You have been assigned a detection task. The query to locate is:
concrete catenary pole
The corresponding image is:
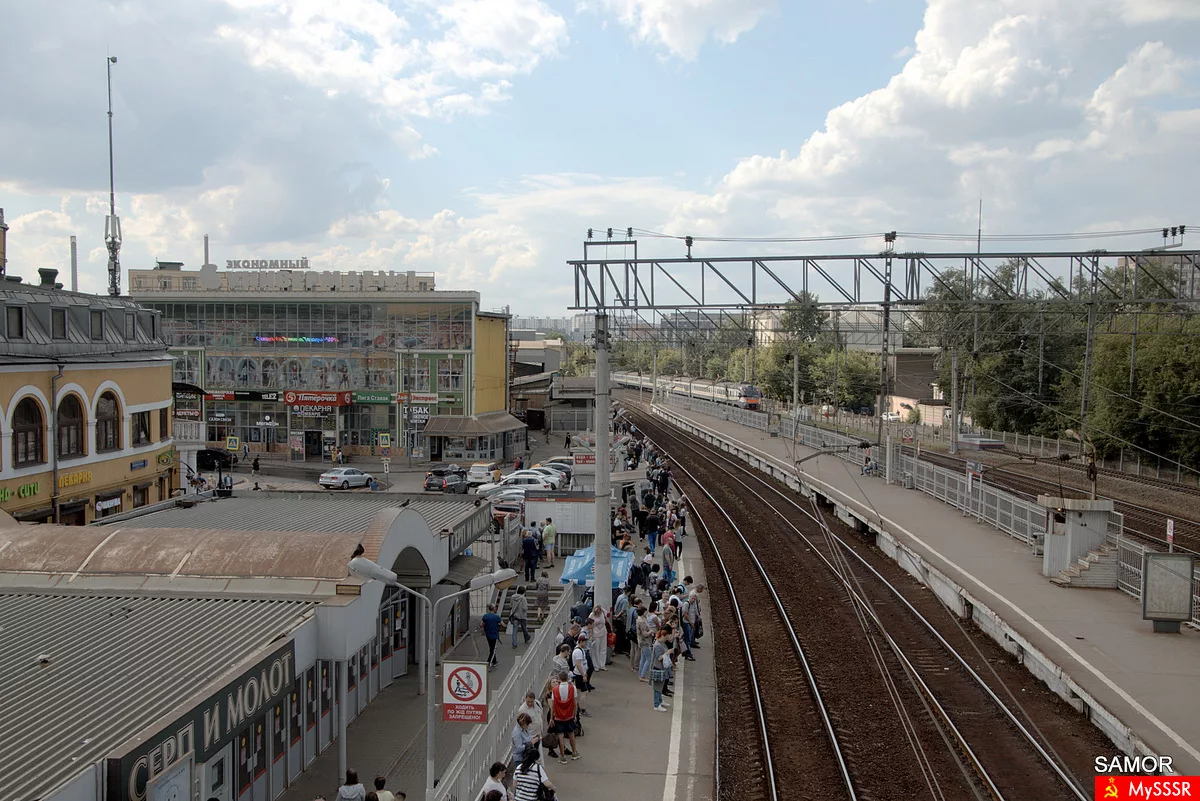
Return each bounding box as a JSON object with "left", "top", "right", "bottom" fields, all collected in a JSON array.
[{"left": 593, "top": 313, "right": 612, "bottom": 612}]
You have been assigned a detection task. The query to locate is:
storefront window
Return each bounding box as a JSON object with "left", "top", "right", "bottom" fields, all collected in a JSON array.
[{"left": 437, "top": 358, "right": 463, "bottom": 391}]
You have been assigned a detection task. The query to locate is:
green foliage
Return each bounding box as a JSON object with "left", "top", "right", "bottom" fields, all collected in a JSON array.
[{"left": 809, "top": 349, "right": 877, "bottom": 411}]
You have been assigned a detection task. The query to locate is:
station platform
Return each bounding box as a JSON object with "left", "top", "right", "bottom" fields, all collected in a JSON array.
[
  {"left": 650, "top": 400, "right": 1200, "bottom": 775},
  {"left": 281, "top": 536, "right": 716, "bottom": 801}
]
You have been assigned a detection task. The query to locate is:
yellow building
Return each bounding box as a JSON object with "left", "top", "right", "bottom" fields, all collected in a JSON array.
[{"left": 0, "top": 271, "right": 176, "bottom": 524}]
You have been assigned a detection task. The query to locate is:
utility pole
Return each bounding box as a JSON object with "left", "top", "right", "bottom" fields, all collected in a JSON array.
[
  {"left": 1129, "top": 260, "right": 1139, "bottom": 393},
  {"left": 105, "top": 56, "right": 122, "bottom": 297},
  {"left": 1079, "top": 255, "right": 1099, "bottom": 447},
  {"left": 876, "top": 232, "right": 895, "bottom": 449},
  {"left": 950, "top": 347, "right": 960, "bottom": 454},
  {"left": 1037, "top": 309, "right": 1045, "bottom": 397},
  {"left": 792, "top": 337, "right": 799, "bottom": 410},
  {"left": 651, "top": 341, "right": 658, "bottom": 403},
  {"left": 832, "top": 316, "right": 840, "bottom": 434},
  {"left": 593, "top": 314, "right": 612, "bottom": 613}
]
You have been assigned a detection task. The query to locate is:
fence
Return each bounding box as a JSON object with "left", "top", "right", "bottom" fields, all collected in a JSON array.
[
  {"left": 432, "top": 581, "right": 581, "bottom": 801},
  {"left": 789, "top": 404, "right": 1199, "bottom": 487},
  {"left": 662, "top": 394, "right": 1200, "bottom": 628},
  {"left": 549, "top": 409, "right": 594, "bottom": 433}
]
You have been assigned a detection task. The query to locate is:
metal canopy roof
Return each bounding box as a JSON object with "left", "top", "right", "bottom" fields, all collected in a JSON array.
[
  {"left": 439, "top": 554, "right": 488, "bottom": 587},
  {"left": 421, "top": 411, "right": 527, "bottom": 436},
  {"left": 0, "top": 592, "right": 315, "bottom": 801},
  {"left": 114, "top": 492, "right": 482, "bottom": 537}
]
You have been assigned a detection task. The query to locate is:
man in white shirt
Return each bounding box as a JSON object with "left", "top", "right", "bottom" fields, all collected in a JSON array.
[
  {"left": 571, "top": 634, "right": 591, "bottom": 717},
  {"left": 478, "top": 762, "right": 509, "bottom": 801}
]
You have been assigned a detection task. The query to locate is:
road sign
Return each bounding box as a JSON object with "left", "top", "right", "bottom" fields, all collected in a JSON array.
[
  {"left": 378, "top": 433, "right": 391, "bottom": 448},
  {"left": 1167, "top": 519, "right": 1175, "bottom": 551},
  {"left": 226, "top": 436, "right": 240, "bottom": 451},
  {"left": 442, "top": 662, "right": 488, "bottom": 722},
  {"left": 381, "top": 447, "right": 391, "bottom": 458},
  {"left": 902, "top": 428, "right": 914, "bottom": 443},
  {"left": 966, "top": 460, "right": 984, "bottom": 476},
  {"left": 382, "top": 458, "right": 390, "bottom": 475}
]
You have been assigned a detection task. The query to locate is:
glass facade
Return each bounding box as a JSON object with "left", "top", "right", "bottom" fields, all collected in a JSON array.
[{"left": 154, "top": 298, "right": 480, "bottom": 458}]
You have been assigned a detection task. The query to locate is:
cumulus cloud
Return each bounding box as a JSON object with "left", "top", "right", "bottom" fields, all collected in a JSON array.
[
  {"left": 3, "top": 0, "right": 1199, "bottom": 313},
  {"left": 600, "top": 0, "right": 774, "bottom": 59}
]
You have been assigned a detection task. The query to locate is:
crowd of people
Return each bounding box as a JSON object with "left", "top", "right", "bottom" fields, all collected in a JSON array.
[{"left": 477, "top": 425, "right": 706, "bottom": 800}]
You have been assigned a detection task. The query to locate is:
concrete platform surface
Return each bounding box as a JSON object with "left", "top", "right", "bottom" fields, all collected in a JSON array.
[
  {"left": 653, "top": 401, "right": 1200, "bottom": 774},
  {"left": 279, "top": 530, "right": 716, "bottom": 801}
]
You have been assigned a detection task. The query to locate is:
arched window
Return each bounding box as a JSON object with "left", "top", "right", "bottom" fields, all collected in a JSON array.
[
  {"left": 96, "top": 391, "right": 122, "bottom": 452},
  {"left": 57, "top": 395, "right": 84, "bottom": 458},
  {"left": 13, "top": 398, "right": 44, "bottom": 466}
]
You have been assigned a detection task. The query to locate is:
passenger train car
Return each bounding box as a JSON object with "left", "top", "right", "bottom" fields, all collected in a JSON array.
[{"left": 613, "top": 371, "right": 763, "bottom": 410}]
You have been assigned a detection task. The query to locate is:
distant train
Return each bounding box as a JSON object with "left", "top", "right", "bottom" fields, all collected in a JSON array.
[{"left": 613, "top": 371, "right": 763, "bottom": 410}]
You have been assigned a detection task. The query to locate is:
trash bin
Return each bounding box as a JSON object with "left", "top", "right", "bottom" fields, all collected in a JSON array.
[{"left": 903, "top": 472, "right": 914, "bottom": 490}]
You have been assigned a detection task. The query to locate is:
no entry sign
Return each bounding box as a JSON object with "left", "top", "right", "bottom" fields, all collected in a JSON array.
[{"left": 442, "top": 661, "right": 488, "bottom": 722}]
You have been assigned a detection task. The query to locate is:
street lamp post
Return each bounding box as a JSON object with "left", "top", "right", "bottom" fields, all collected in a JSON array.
[{"left": 348, "top": 557, "right": 516, "bottom": 798}]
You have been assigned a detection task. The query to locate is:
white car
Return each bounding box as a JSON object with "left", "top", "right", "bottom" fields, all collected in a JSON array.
[
  {"left": 476, "top": 475, "right": 555, "bottom": 495},
  {"left": 510, "top": 468, "right": 564, "bottom": 489},
  {"left": 467, "top": 461, "right": 499, "bottom": 486},
  {"left": 880, "top": 412, "right": 902, "bottom": 422},
  {"left": 319, "top": 467, "right": 374, "bottom": 489}
]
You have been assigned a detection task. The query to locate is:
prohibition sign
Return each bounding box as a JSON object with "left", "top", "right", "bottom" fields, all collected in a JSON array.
[
  {"left": 448, "top": 666, "right": 482, "bottom": 702},
  {"left": 442, "top": 661, "right": 489, "bottom": 722}
]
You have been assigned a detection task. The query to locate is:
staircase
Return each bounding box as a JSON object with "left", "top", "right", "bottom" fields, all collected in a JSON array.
[
  {"left": 1051, "top": 544, "right": 1119, "bottom": 589},
  {"left": 499, "top": 581, "right": 571, "bottom": 635}
]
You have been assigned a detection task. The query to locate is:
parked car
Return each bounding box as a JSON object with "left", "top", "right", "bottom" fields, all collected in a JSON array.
[
  {"left": 319, "top": 467, "right": 374, "bottom": 489},
  {"left": 425, "top": 462, "right": 466, "bottom": 478},
  {"left": 535, "top": 461, "right": 573, "bottom": 481},
  {"left": 880, "top": 411, "right": 902, "bottom": 422},
  {"left": 197, "top": 448, "right": 234, "bottom": 472},
  {"left": 476, "top": 475, "right": 555, "bottom": 495},
  {"left": 467, "top": 461, "right": 499, "bottom": 485},
  {"left": 425, "top": 472, "right": 469, "bottom": 493},
  {"left": 508, "top": 468, "right": 564, "bottom": 489}
]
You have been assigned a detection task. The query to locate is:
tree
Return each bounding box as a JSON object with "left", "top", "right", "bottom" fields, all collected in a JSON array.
[{"left": 810, "top": 349, "right": 877, "bottom": 411}]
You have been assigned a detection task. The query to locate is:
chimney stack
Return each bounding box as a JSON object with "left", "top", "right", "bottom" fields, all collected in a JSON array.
[
  {"left": 0, "top": 208, "right": 8, "bottom": 278},
  {"left": 70, "top": 235, "right": 78, "bottom": 291},
  {"left": 39, "top": 268, "right": 60, "bottom": 287}
]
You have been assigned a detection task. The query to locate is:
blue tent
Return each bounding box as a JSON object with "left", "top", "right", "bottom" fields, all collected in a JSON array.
[{"left": 560, "top": 545, "right": 636, "bottom": 588}]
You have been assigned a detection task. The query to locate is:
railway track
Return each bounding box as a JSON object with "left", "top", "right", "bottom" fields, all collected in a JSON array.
[
  {"left": 915, "top": 448, "right": 1200, "bottom": 553},
  {"left": 627, "top": 399, "right": 1100, "bottom": 801},
  {"left": 994, "top": 447, "right": 1200, "bottom": 497}
]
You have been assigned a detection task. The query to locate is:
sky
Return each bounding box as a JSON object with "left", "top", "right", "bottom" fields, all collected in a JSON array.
[{"left": 1, "top": 0, "right": 1197, "bottom": 316}]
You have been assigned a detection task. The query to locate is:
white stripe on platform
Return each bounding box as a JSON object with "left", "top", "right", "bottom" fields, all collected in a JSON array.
[{"left": 663, "top": 551, "right": 687, "bottom": 801}]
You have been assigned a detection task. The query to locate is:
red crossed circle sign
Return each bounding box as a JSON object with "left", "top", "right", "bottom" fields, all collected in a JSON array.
[{"left": 447, "top": 666, "right": 483, "bottom": 702}]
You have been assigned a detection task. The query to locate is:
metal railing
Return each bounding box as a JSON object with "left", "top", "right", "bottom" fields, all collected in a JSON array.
[
  {"left": 662, "top": 395, "right": 1200, "bottom": 628},
  {"left": 432, "top": 582, "right": 581, "bottom": 801}
]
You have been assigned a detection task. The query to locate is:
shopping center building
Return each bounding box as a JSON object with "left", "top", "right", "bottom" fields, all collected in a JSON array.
[
  {"left": 0, "top": 270, "right": 176, "bottom": 524},
  {"left": 129, "top": 262, "right": 524, "bottom": 464}
]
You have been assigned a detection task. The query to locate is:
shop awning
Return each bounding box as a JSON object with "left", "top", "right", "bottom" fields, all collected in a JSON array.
[
  {"left": 421, "top": 411, "right": 527, "bottom": 437},
  {"left": 438, "top": 554, "right": 488, "bottom": 587}
]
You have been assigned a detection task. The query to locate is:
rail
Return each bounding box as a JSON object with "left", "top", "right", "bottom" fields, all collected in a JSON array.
[
  {"left": 430, "top": 581, "right": 580, "bottom": 801},
  {"left": 639, "top": 414, "right": 1088, "bottom": 801},
  {"left": 659, "top": 393, "right": 1200, "bottom": 630}
]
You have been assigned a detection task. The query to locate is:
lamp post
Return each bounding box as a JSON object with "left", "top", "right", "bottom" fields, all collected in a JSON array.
[{"left": 348, "top": 558, "right": 516, "bottom": 798}]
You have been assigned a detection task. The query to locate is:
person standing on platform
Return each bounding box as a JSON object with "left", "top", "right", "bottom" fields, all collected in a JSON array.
[
  {"left": 550, "top": 671, "right": 581, "bottom": 764},
  {"left": 521, "top": 530, "right": 538, "bottom": 582},
  {"left": 478, "top": 763, "right": 509, "bottom": 801},
  {"left": 372, "top": 777, "right": 394, "bottom": 801},
  {"left": 509, "top": 586, "right": 531, "bottom": 648},
  {"left": 645, "top": 507, "right": 661, "bottom": 553},
  {"left": 541, "top": 518, "right": 557, "bottom": 567},
  {"left": 336, "top": 770, "right": 366, "bottom": 801},
  {"left": 650, "top": 630, "right": 672, "bottom": 711},
  {"left": 587, "top": 605, "right": 608, "bottom": 671},
  {"left": 570, "top": 634, "right": 592, "bottom": 715},
  {"left": 482, "top": 604, "right": 502, "bottom": 670},
  {"left": 612, "top": 587, "right": 632, "bottom": 655},
  {"left": 511, "top": 712, "right": 539, "bottom": 763},
  {"left": 661, "top": 538, "right": 676, "bottom": 585}
]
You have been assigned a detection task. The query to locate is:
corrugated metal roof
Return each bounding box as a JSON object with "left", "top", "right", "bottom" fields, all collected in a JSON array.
[
  {"left": 0, "top": 592, "right": 315, "bottom": 801},
  {"left": 116, "top": 492, "right": 483, "bottom": 536},
  {"left": 421, "top": 411, "right": 526, "bottom": 436}
]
